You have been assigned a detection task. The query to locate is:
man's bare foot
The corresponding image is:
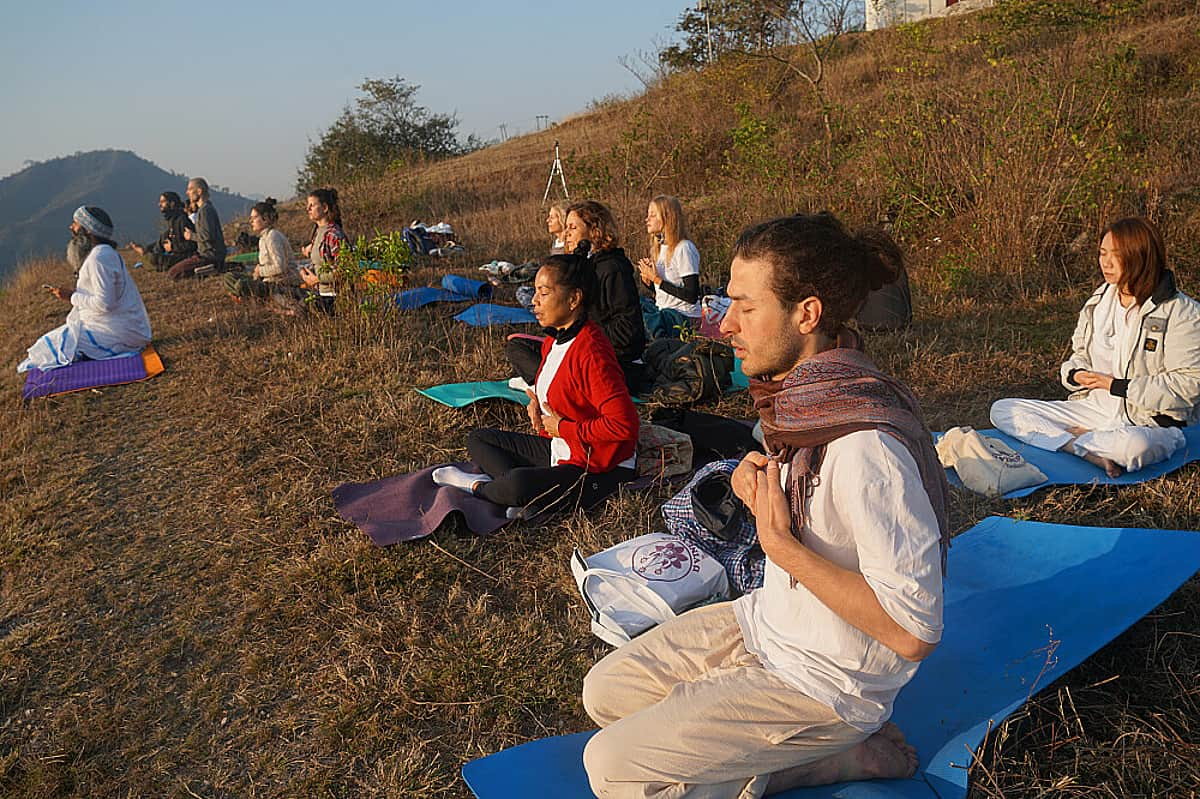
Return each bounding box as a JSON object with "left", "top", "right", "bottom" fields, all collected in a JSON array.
[
  {"left": 1065, "top": 425, "right": 1089, "bottom": 437},
  {"left": 1081, "top": 451, "right": 1123, "bottom": 477},
  {"left": 765, "top": 723, "right": 918, "bottom": 794}
]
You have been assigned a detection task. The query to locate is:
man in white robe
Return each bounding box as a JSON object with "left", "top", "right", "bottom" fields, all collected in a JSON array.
[{"left": 18, "top": 206, "right": 152, "bottom": 373}]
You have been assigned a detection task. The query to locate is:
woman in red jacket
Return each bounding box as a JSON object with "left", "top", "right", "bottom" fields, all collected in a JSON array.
[{"left": 434, "top": 254, "right": 640, "bottom": 517}]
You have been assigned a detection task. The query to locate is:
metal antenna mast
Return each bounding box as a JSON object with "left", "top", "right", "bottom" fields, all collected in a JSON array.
[{"left": 542, "top": 140, "right": 569, "bottom": 203}]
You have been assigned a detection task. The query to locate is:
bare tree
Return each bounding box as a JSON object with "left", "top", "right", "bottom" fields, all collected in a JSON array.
[
  {"left": 619, "top": 36, "right": 677, "bottom": 89},
  {"left": 754, "top": 0, "right": 863, "bottom": 168}
]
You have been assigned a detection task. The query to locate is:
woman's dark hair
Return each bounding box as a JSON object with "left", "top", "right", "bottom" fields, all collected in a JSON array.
[
  {"left": 81, "top": 206, "right": 119, "bottom": 250},
  {"left": 538, "top": 253, "right": 598, "bottom": 310},
  {"left": 1102, "top": 216, "right": 1166, "bottom": 305},
  {"left": 252, "top": 197, "right": 279, "bottom": 226},
  {"left": 161, "top": 191, "right": 184, "bottom": 212},
  {"left": 567, "top": 200, "right": 620, "bottom": 252},
  {"left": 732, "top": 211, "right": 902, "bottom": 336},
  {"left": 308, "top": 187, "right": 343, "bottom": 227}
]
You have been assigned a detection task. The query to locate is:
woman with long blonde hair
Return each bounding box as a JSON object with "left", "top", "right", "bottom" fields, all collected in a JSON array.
[{"left": 637, "top": 195, "right": 701, "bottom": 337}]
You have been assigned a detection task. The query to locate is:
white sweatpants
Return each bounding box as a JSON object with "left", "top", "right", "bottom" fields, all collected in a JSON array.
[{"left": 990, "top": 394, "right": 1185, "bottom": 472}]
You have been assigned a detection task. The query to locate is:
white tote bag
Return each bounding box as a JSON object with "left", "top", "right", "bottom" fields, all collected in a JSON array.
[
  {"left": 571, "top": 533, "right": 730, "bottom": 647},
  {"left": 936, "top": 425, "right": 1048, "bottom": 497}
]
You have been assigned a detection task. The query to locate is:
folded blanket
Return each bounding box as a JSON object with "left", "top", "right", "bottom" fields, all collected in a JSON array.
[{"left": 332, "top": 463, "right": 510, "bottom": 545}]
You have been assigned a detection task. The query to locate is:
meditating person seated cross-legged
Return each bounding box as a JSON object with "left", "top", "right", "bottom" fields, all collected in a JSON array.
[
  {"left": 435, "top": 254, "right": 640, "bottom": 519},
  {"left": 581, "top": 212, "right": 947, "bottom": 798},
  {"left": 636, "top": 194, "right": 702, "bottom": 339},
  {"left": 129, "top": 191, "right": 196, "bottom": 272},
  {"left": 167, "top": 177, "right": 227, "bottom": 280},
  {"left": 990, "top": 216, "right": 1200, "bottom": 477},
  {"left": 19, "top": 206, "right": 151, "bottom": 372},
  {"left": 223, "top": 198, "right": 302, "bottom": 301},
  {"left": 507, "top": 200, "right": 647, "bottom": 393}
]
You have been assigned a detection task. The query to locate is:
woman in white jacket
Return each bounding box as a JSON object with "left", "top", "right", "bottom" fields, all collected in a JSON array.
[
  {"left": 991, "top": 216, "right": 1200, "bottom": 476},
  {"left": 18, "top": 207, "right": 152, "bottom": 372}
]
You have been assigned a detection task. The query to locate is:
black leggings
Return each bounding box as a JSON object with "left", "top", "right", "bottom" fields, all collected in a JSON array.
[
  {"left": 466, "top": 428, "right": 635, "bottom": 513},
  {"left": 505, "top": 337, "right": 543, "bottom": 385}
]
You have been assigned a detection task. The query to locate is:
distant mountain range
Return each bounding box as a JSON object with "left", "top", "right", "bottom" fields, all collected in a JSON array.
[{"left": 0, "top": 150, "right": 255, "bottom": 281}]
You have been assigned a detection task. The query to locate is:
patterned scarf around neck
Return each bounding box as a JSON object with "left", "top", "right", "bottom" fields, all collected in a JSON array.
[{"left": 748, "top": 331, "right": 950, "bottom": 577}]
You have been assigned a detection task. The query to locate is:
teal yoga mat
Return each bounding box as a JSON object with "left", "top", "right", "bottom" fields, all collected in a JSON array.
[
  {"left": 462, "top": 516, "right": 1200, "bottom": 799},
  {"left": 417, "top": 380, "right": 646, "bottom": 408},
  {"left": 417, "top": 380, "right": 529, "bottom": 408},
  {"left": 939, "top": 427, "right": 1200, "bottom": 498}
]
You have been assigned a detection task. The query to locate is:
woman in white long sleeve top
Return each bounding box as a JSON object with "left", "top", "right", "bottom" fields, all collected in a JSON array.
[
  {"left": 990, "top": 217, "right": 1200, "bottom": 475},
  {"left": 19, "top": 207, "right": 151, "bottom": 372}
]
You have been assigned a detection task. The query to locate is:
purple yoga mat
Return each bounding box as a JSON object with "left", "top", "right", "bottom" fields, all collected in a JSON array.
[
  {"left": 22, "top": 352, "right": 151, "bottom": 400},
  {"left": 332, "top": 463, "right": 511, "bottom": 545}
]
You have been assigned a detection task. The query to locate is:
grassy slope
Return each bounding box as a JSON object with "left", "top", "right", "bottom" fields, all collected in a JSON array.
[{"left": 3, "top": 1, "right": 1200, "bottom": 796}]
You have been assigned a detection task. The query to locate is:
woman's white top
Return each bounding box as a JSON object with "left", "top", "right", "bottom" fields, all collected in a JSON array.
[
  {"left": 653, "top": 239, "right": 701, "bottom": 317},
  {"left": 256, "top": 228, "right": 299, "bottom": 284},
  {"left": 1086, "top": 285, "right": 1137, "bottom": 420},
  {"left": 734, "top": 430, "right": 944, "bottom": 731}
]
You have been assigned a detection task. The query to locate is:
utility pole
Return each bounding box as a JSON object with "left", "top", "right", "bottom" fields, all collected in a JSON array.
[
  {"left": 498, "top": 123, "right": 509, "bottom": 142},
  {"left": 699, "top": 0, "right": 714, "bottom": 64}
]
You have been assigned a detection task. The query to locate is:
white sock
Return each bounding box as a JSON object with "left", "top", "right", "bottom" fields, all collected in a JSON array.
[
  {"left": 432, "top": 466, "right": 492, "bottom": 493},
  {"left": 508, "top": 376, "right": 534, "bottom": 392}
]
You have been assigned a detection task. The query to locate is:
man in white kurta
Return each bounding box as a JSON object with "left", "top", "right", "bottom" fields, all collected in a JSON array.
[
  {"left": 18, "top": 207, "right": 152, "bottom": 372},
  {"left": 581, "top": 219, "right": 943, "bottom": 799}
]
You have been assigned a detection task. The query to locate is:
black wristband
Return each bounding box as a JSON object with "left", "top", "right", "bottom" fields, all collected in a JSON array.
[
  {"left": 1066, "top": 368, "right": 1082, "bottom": 386},
  {"left": 1109, "top": 379, "right": 1129, "bottom": 397}
]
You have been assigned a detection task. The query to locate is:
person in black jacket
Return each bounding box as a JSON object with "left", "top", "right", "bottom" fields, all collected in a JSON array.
[
  {"left": 130, "top": 191, "right": 196, "bottom": 272},
  {"left": 506, "top": 200, "right": 647, "bottom": 392}
]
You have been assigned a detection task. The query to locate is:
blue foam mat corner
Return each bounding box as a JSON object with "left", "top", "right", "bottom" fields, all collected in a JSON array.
[
  {"left": 939, "top": 427, "right": 1200, "bottom": 498},
  {"left": 462, "top": 516, "right": 1200, "bottom": 799}
]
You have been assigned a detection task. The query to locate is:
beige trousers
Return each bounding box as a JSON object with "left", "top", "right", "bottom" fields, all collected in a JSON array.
[{"left": 581, "top": 602, "right": 868, "bottom": 799}]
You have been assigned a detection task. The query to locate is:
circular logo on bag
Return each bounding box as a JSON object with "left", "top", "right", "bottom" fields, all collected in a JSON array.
[{"left": 632, "top": 539, "right": 700, "bottom": 582}]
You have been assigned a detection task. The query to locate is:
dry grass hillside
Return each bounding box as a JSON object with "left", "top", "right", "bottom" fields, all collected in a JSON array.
[{"left": 3, "top": 0, "right": 1200, "bottom": 796}]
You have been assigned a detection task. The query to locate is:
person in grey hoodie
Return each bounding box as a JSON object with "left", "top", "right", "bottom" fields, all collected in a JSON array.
[{"left": 167, "top": 177, "right": 227, "bottom": 280}]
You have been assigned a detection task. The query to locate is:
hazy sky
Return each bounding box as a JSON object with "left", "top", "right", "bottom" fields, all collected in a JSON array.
[{"left": 0, "top": 0, "right": 685, "bottom": 199}]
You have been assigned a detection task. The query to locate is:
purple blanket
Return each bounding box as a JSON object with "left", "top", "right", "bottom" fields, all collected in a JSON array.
[
  {"left": 333, "top": 465, "right": 664, "bottom": 546},
  {"left": 332, "top": 463, "right": 510, "bottom": 545}
]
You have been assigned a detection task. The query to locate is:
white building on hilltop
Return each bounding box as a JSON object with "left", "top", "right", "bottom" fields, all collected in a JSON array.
[{"left": 867, "top": 0, "right": 991, "bottom": 30}]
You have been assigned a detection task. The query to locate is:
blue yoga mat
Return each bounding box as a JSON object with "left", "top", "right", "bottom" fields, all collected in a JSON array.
[
  {"left": 396, "top": 275, "right": 493, "bottom": 310},
  {"left": 939, "top": 427, "right": 1200, "bottom": 498},
  {"left": 462, "top": 516, "right": 1200, "bottom": 799},
  {"left": 456, "top": 303, "right": 538, "bottom": 326},
  {"left": 417, "top": 380, "right": 530, "bottom": 408}
]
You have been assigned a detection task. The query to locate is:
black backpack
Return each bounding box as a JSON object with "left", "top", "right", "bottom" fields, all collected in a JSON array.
[{"left": 644, "top": 337, "right": 735, "bottom": 406}]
